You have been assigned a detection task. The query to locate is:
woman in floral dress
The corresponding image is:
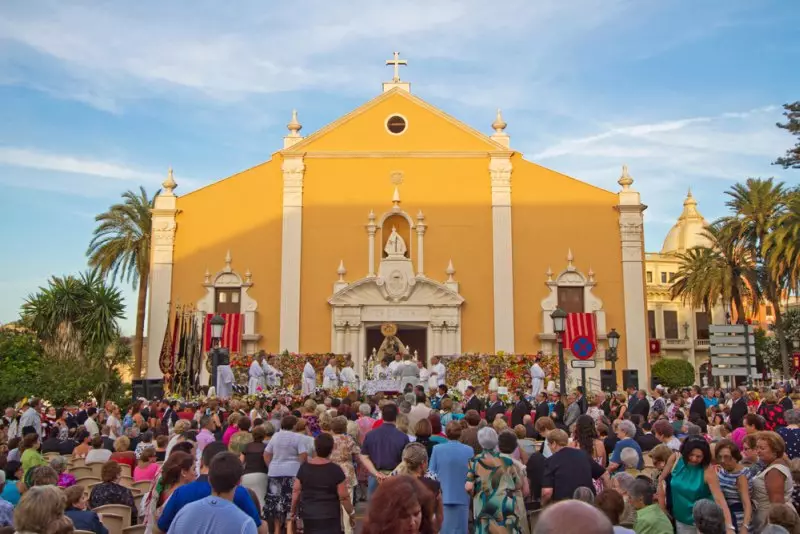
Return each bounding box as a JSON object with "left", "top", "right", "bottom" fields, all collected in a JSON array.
[
  {"left": 465, "top": 428, "right": 522, "bottom": 534},
  {"left": 330, "top": 416, "right": 362, "bottom": 533}
]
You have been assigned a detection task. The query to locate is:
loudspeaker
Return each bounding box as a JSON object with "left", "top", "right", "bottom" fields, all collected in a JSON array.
[
  {"left": 132, "top": 379, "right": 146, "bottom": 399},
  {"left": 600, "top": 370, "right": 617, "bottom": 392},
  {"left": 622, "top": 369, "right": 639, "bottom": 390},
  {"left": 145, "top": 378, "right": 164, "bottom": 400},
  {"left": 651, "top": 375, "right": 661, "bottom": 390}
]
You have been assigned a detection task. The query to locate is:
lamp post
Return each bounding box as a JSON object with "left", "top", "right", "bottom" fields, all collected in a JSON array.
[
  {"left": 607, "top": 328, "right": 621, "bottom": 392},
  {"left": 209, "top": 314, "right": 226, "bottom": 389},
  {"left": 607, "top": 328, "right": 620, "bottom": 371},
  {"left": 551, "top": 308, "right": 568, "bottom": 394}
]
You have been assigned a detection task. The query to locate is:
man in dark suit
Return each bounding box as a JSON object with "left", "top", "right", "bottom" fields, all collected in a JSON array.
[
  {"left": 463, "top": 386, "right": 483, "bottom": 414},
  {"left": 630, "top": 390, "right": 650, "bottom": 419},
  {"left": 575, "top": 386, "right": 588, "bottom": 415},
  {"left": 511, "top": 390, "right": 532, "bottom": 428},
  {"left": 485, "top": 392, "right": 507, "bottom": 425},
  {"left": 729, "top": 387, "right": 748, "bottom": 429},
  {"left": 689, "top": 385, "right": 708, "bottom": 424}
]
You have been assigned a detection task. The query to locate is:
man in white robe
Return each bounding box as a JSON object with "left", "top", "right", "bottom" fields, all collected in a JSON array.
[
  {"left": 430, "top": 356, "right": 446, "bottom": 387},
  {"left": 247, "top": 355, "right": 265, "bottom": 394},
  {"left": 323, "top": 358, "right": 339, "bottom": 389},
  {"left": 261, "top": 355, "right": 283, "bottom": 388},
  {"left": 339, "top": 358, "right": 357, "bottom": 389},
  {"left": 372, "top": 360, "right": 388, "bottom": 380},
  {"left": 302, "top": 359, "right": 316, "bottom": 397},
  {"left": 417, "top": 361, "right": 431, "bottom": 391},
  {"left": 531, "top": 356, "right": 545, "bottom": 397},
  {"left": 387, "top": 353, "right": 402, "bottom": 377}
]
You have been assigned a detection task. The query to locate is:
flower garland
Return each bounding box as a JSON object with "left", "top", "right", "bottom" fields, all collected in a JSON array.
[{"left": 445, "top": 352, "right": 562, "bottom": 393}]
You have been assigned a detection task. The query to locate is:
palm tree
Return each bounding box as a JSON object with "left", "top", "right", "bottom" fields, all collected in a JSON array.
[
  {"left": 21, "top": 270, "right": 125, "bottom": 359},
  {"left": 87, "top": 187, "right": 156, "bottom": 378},
  {"left": 722, "top": 178, "right": 790, "bottom": 375},
  {"left": 670, "top": 246, "right": 726, "bottom": 324},
  {"left": 765, "top": 188, "right": 800, "bottom": 294}
]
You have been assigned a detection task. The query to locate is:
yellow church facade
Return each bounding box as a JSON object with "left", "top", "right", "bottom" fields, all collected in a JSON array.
[{"left": 145, "top": 57, "right": 650, "bottom": 387}]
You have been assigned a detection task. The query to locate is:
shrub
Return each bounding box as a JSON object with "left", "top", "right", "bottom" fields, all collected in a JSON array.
[{"left": 652, "top": 358, "right": 695, "bottom": 388}]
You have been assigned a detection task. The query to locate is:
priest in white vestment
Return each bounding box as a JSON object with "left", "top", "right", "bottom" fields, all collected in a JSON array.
[
  {"left": 387, "top": 354, "right": 402, "bottom": 377},
  {"left": 248, "top": 355, "right": 265, "bottom": 394},
  {"left": 302, "top": 359, "right": 316, "bottom": 397},
  {"left": 417, "top": 361, "right": 431, "bottom": 391},
  {"left": 531, "top": 357, "right": 545, "bottom": 397},
  {"left": 339, "top": 359, "right": 357, "bottom": 389},
  {"left": 323, "top": 358, "right": 339, "bottom": 389},
  {"left": 430, "top": 356, "right": 446, "bottom": 387},
  {"left": 372, "top": 360, "right": 388, "bottom": 380},
  {"left": 262, "top": 355, "right": 283, "bottom": 388}
]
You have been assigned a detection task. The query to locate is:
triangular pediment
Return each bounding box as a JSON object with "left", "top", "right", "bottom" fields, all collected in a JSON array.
[
  {"left": 329, "top": 276, "right": 464, "bottom": 307},
  {"left": 284, "top": 88, "right": 509, "bottom": 154}
]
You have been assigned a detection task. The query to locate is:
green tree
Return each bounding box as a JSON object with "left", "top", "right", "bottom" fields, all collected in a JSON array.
[
  {"left": 774, "top": 102, "right": 800, "bottom": 169},
  {"left": 21, "top": 271, "right": 125, "bottom": 360},
  {"left": 670, "top": 246, "right": 728, "bottom": 324},
  {"left": 652, "top": 358, "right": 695, "bottom": 388},
  {"left": 87, "top": 186, "right": 156, "bottom": 378},
  {"left": 765, "top": 189, "right": 800, "bottom": 292},
  {"left": 20, "top": 270, "right": 128, "bottom": 403},
  {"left": 722, "top": 178, "right": 790, "bottom": 375},
  {"left": 670, "top": 223, "right": 757, "bottom": 323}
]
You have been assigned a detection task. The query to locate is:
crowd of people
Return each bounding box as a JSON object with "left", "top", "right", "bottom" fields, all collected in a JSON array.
[{"left": 2, "top": 372, "right": 800, "bottom": 533}]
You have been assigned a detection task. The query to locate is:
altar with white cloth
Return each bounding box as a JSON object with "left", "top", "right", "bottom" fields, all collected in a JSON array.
[{"left": 363, "top": 379, "right": 403, "bottom": 395}]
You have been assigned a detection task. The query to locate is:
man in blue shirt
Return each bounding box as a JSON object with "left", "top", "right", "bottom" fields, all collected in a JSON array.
[
  {"left": 168, "top": 452, "right": 258, "bottom": 534},
  {"left": 429, "top": 421, "right": 475, "bottom": 534},
  {"left": 608, "top": 419, "right": 644, "bottom": 473},
  {"left": 361, "top": 403, "right": 409, "bottom": 499},
  {"left": 156, "top": 442, "right": 266, "bottom": 534}
]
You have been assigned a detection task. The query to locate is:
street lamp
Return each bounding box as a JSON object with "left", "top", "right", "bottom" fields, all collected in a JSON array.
[
  {"left": 607, "top": 327, "right": 620, "bottom": 369},
  {"left": 551, "top": 308, "right": 568, "bottom": 394},
  {"left": 209, "top": 314, "right": 227, "bottom": 390}
]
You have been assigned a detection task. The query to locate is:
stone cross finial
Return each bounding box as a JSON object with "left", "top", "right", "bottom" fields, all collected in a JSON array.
[
  {"left": 618, "top": 164, "right": 634, "bottom": 191},
  {"left": 287, "top": 109, "right": 302, "bottom": 136},
  {"left": 392, "top": 186, "right": 401, "bottom": 211},
  {"left": 224, "top": 250, "right": 232, "bottom": 272},
  {"left": 162, "top": 167, "right": 177, "bottom": 195},
  {"left": 386, "top": 52, "right": 408, "bottom": 82},
  {"left": 492, "top": 109, "right": 507, "bottom": 133},
  {"left": 446, "top": 259, "right": 456, "bottom": 282}
]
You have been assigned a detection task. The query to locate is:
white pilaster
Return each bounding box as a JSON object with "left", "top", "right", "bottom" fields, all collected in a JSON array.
[
  {"left": 431, "top": 322, "right": 443, "bottom": 357},
  {"left": 279, "top": 155, "right": 305, "bottom": 352},
  {"left": 416, "top": 210, "right": 426, "bottom": 276},
  {"left": 334, "top": 321, "right": 347, "bottom": 354},
  {"left": 616, "top": 166, "right": 649, "bottom": 385},
  {"left": 489, "top": 154, "right": 515, "bottom": 353},
  {"left": 146, "top": 170, "right": 178, "bottom": 379},
  {"left": 366, "top": 211, "right": 376, "bottom": 277}
]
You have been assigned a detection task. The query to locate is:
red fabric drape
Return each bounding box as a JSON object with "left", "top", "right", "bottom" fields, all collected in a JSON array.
[{"left": 203, "top": 313, "right": 243, "bottom": 353}]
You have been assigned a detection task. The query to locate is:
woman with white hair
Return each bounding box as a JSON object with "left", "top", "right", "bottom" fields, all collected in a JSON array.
[
  {"left": 778, "top": 409, "right": 800, "bottom": 460},
  {"left": 465, "top": 427, "right": 523, "bottom": 533},
  {"left": 693, "top": 499, "right": 726, "bottom": 534},
  {"left": 49, "top": 455, "right": 76, "bottom": 488}
]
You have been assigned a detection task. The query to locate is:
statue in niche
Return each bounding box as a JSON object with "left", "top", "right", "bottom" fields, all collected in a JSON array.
[
  {"left": 376, "top": 323, "right": 407, "bottom": 373},
  {"left": 384, "top": 226, "right": 407, "bottom": 258}
]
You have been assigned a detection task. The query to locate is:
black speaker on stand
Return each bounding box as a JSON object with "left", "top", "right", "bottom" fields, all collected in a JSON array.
[
  {"left": 622, "top": 369, "right": 639, "bottom": 390},
  {"left": 145, "top": 378, "right": 164, "bottom": 400},
  {"left": 600, "top": 370, "right": 617, "bottom": 392},
  {"left": 131, "top": 379, "right": 146, "bottom": 399}
]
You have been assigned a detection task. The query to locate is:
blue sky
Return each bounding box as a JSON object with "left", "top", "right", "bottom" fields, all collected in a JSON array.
[{"left": 0, "top": 1, "right": 797, "bottom": 334}]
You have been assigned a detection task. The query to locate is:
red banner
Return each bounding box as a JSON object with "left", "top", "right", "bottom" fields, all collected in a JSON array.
[
  {"left": 203, "top": 313, "right": 243, "bottom": 353},
  {"left": 565, "top": 313, "right": 597, "bottom": 355},
  {"left": 649, "top": 339, "right": 661, "bottom": 355}
]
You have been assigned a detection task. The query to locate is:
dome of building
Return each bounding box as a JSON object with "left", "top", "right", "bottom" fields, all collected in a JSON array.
[{"left": 660, "top": 190, "right": 710, "bottom": 254}]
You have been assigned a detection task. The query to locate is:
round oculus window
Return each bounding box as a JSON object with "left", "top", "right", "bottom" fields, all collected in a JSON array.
[{"left": 386, "top": 115, "right": 407, "bottom": 134}]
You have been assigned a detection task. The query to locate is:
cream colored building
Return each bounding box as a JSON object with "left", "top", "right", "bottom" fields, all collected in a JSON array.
[{"left": 645, "top": 191, "right": 725, "bottom": 382}]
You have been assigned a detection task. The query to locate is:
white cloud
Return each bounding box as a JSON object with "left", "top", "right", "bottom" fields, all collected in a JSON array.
[{"left": 0, "top": 146, "right": 160, "bottom": 181}]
